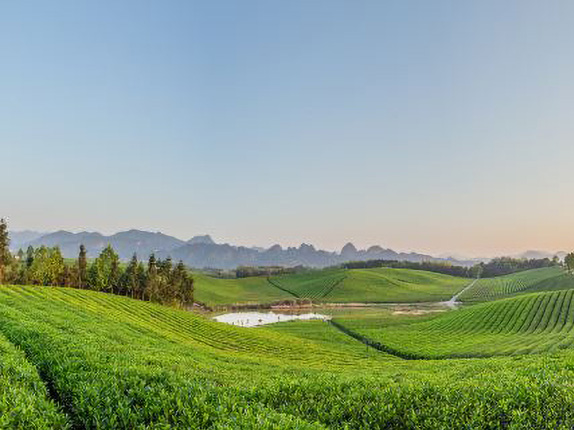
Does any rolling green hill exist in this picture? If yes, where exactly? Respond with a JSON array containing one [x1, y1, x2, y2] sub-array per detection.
[[323, 267, 469, 302], [193, 273, 293, 305], [335, 289, 574, 359], [0, 286, 574, 427], [459, 267, 574, 302], [197, 267, 472, 306], [268, 269, 347, 300]]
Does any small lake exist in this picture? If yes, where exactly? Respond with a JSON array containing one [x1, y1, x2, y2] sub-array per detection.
[[214, 311, 331, 327]]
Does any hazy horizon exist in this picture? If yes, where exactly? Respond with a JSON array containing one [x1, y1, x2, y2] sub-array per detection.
[[4, 1, 574, 257], [6, 225, 567, 260]]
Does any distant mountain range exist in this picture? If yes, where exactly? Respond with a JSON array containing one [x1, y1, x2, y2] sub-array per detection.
[[9, 229, 483, 269], [9, 229, 564, 270]]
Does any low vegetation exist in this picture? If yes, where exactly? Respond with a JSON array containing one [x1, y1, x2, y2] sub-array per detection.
[[4, 218, 574, 427], [459, 267, 572, 302], [0, 331, 68, 429], [324, 267, 469, 303], [335, 289, 574, 358]]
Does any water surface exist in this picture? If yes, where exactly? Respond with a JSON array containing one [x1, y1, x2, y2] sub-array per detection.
[[214, 311, 330, 327]]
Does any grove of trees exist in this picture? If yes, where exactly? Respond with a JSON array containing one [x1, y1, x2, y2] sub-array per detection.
[[342, 259, 481, 278], [477, 256, 559, 278], [0, 219, 194, 307]]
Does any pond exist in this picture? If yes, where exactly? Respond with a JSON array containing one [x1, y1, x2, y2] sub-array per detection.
[[214, 311, 331, 327]]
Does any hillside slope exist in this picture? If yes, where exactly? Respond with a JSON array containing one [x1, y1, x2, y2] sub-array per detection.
[[0, 287, 573, 427], [199, 267, 471, 305], [193, 273, 294, 305], [324, 268, 469, 303], [336, 289, 574, 358], [459, 267, 574, 302]]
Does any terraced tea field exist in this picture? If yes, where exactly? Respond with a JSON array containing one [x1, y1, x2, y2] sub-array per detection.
[[459, 267, 573, 302], [335, 289, 574, 358], [0, 332, 68, 429], [269, 269, 347, 300], [193, 273, 293, 305], [1, 285, 574, 428], [197, 267, 472, 306], [325, 268, 469, 303]]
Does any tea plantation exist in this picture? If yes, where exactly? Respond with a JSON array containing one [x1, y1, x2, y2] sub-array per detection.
[[1, 274, 574, 428]]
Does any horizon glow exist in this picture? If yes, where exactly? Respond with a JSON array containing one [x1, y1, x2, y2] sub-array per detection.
[[3, 1, 574, 258]]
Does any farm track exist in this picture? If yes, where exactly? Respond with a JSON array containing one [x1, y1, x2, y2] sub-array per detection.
[[444, 278, 478, 307]]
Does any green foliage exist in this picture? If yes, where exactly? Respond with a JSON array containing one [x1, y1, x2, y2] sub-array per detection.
[[459, 267, 571, 302], [325, 268, 469, 302], [195, 267, 471, 306], [477, 256, 557, 278], [269, 270, 347, 300], [78, 244, 87, 288], [194, 273, 293, 305], [342, 259, 476, 278], [27, 246, 66, 286], [0, 330, 69, 428], [336, 289, 574, 358], [1, 286, 574, 428], [88, 245, 120, 292], [0, 219, 11, 284]]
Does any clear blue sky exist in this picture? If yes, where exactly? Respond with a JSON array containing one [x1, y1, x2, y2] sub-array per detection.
[[3, 1, 574, 256]]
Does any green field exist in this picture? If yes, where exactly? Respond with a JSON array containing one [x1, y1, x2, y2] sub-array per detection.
[[269, 269, 347, 300], [324, 267, 469, 302], [193, 273, 293, 305], [334, 289, 574, 359], [0, 283, 574, 427], [198, 267, 472, 306], [459, 267, 574, 302]]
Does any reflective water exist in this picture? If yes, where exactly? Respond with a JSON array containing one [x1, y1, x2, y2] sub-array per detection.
[[214, 311, 330, 327]]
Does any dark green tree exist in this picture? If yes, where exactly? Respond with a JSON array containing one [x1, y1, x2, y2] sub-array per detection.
[[26, 246, 35, 268], [78, 244, 88, 289], [0, 218, 10, 284], [89, 245, 120, 292], [146, 254, 159, 301], [121, 254, 139, 298]]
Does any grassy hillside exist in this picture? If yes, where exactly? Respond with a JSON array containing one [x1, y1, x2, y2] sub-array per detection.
[[197, 267, 471, 306], [193, 273, 293, 305], [335, 289, 574, 359], [269, 269, 347, 300], [323, 268, 469, 302], [0, 286, 574, 427], [0, 331, 68, 428], [459, 267, 573, 302]]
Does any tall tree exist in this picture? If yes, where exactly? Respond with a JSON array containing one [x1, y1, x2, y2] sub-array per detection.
[[146, 254, 159, 301], [174, 261, 194, 307], [89, 245, 120, 292], [0, 218, 10, 284], [136, 262, 147, 300], [121, 254, 139, 297], [78, 244, 88, 289], [565, 253, 574, 274], [25, 246, 35, 268]]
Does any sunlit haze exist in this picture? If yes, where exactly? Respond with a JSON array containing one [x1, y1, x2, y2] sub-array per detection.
[[3, 1, 574, 257]]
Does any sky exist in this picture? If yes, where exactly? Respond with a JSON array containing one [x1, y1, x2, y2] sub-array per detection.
[[2, 0, 574, 257]]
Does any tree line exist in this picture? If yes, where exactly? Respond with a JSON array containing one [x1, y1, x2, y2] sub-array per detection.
[[0, 219, 194, 307], [342, 256, 563, 278], [342, 259, 480, 278], [477, 256, 559, 278]]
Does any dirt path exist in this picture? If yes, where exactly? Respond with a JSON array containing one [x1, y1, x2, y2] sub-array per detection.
[[443, 278, 478, 308]]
